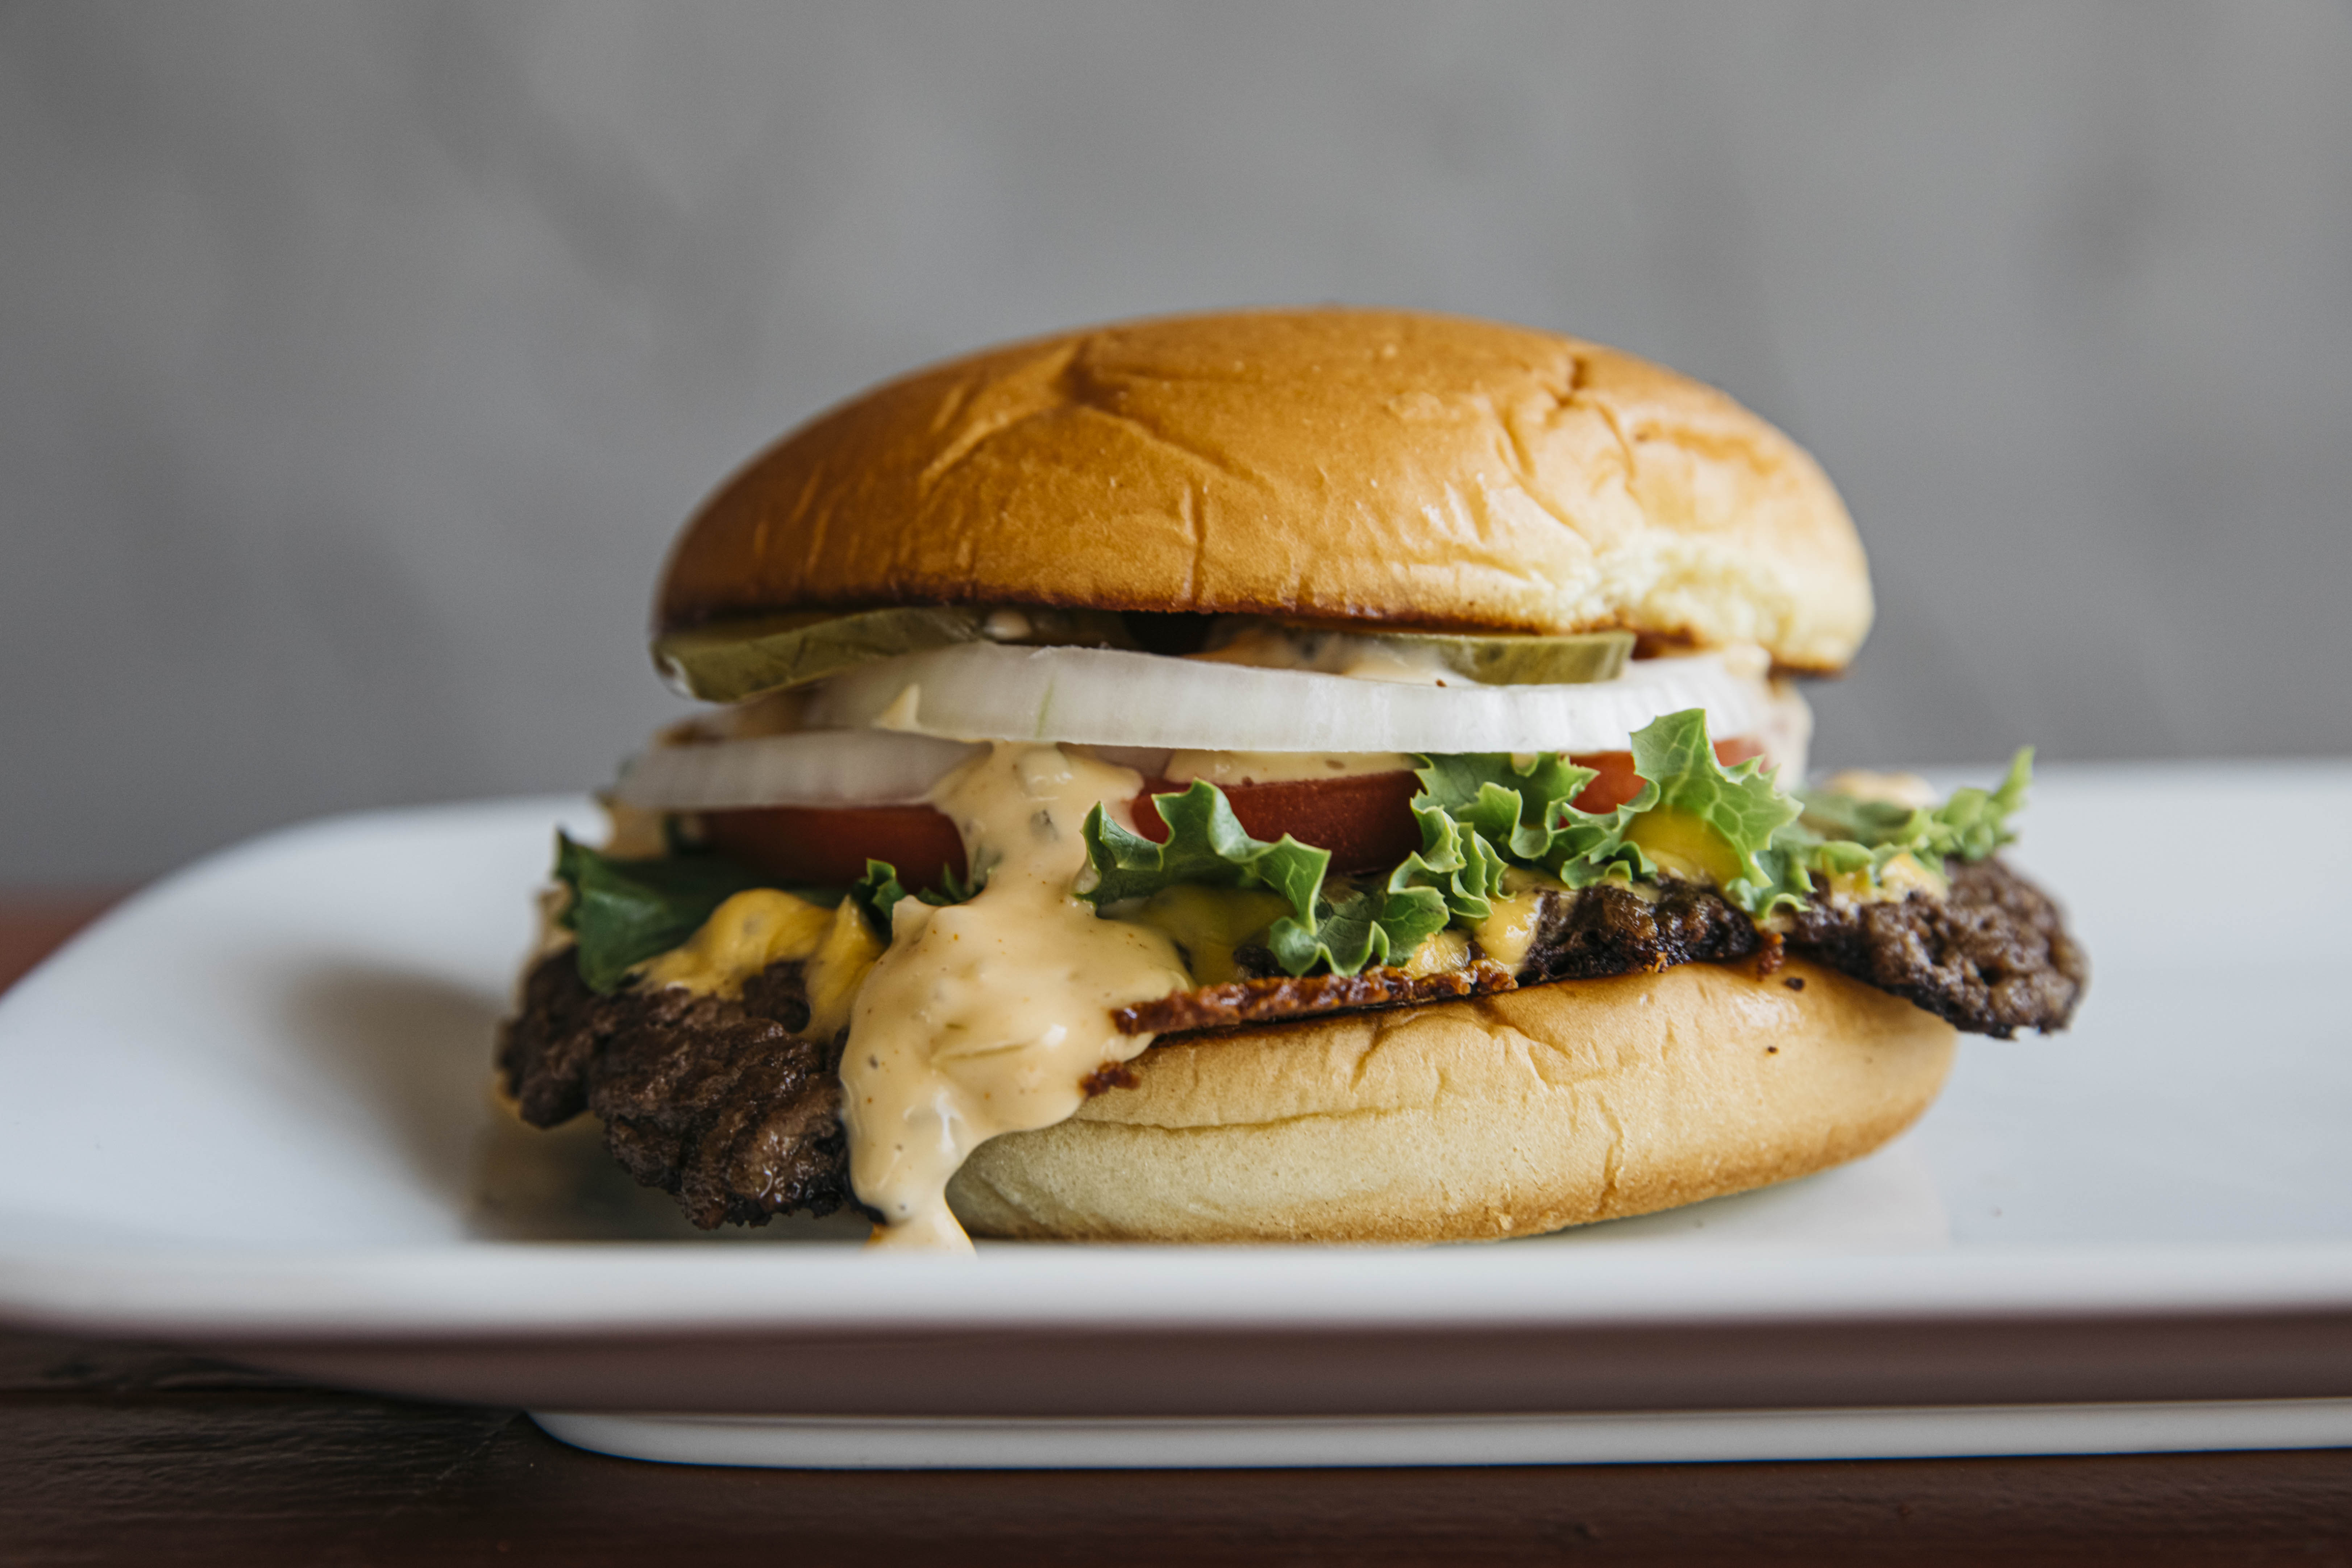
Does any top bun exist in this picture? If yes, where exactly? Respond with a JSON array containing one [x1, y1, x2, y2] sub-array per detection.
[[658, 309, 1873, 672]]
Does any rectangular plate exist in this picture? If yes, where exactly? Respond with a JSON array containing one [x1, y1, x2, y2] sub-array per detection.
[[2, 763, 2348, 1465]]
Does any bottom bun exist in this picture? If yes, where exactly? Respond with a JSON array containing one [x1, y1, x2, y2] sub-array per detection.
[[947, 958, 1957, 1244]]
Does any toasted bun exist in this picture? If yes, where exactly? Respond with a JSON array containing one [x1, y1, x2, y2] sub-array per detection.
[[946, 960, 1954, 1243], [658, 309, 1873, 672]]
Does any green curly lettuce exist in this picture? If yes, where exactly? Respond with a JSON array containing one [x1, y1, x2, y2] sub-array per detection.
[[846, 857, 984, 937], [1266, 881, 1454, 978], [1796, 748, 2033, 869], [1615, 710, 1809, 914], [1077, 715, 2037, 978], [552, 834, 803, 993], [1081, 779, 1456, 978], [550, 832, 980, 992], [1080, 779, 1329, 923], [1406, 750, 1653, 890]]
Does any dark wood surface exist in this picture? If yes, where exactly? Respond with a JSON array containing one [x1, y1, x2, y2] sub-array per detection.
[[4, 896, 2350, 1565]]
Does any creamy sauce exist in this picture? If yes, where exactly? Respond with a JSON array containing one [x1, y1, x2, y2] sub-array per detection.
[[1188, 625, 1454, 685], [842, 744, 1193, 1252], [597, 797, 671, 858], [1161, 749, 1416, 786], [1822, 769, 1940, 810]]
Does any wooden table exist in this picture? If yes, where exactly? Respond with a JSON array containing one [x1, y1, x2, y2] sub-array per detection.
[[4, 897, 2349, 1565]]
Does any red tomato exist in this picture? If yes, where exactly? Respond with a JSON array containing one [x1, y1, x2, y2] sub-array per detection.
[[1569, 737, 1764, 814], [1126, 770, 1426, 874], [700, 804, 968, 891], [698, 735, 1765, 890]]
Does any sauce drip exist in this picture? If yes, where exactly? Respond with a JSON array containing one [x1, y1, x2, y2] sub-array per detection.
[[842, 744, 1192, 1252]]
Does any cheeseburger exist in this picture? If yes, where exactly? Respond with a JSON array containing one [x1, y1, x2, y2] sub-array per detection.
[[498, 309, 2085, 1252]]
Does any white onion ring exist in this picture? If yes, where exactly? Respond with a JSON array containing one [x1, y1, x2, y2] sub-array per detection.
[[613, 730, 982, 810], [802, 644, 1769, 755]]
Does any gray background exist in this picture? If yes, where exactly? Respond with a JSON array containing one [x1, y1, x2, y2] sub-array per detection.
[[4, 3, 2348, 885]]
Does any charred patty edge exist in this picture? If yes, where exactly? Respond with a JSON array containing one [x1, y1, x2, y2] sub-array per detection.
[[496, 854, 2082, 1228]]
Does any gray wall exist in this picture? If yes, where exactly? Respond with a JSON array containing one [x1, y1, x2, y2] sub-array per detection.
[[4, 3, 2348, 885]]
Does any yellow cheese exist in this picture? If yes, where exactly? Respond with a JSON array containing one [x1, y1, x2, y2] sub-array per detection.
[[1472, 891, 1545, 970], [1467, 866, 1570, 970], [1623, 806, 1744, 888], [1827, 850, 1949, 903], [1118, 884, 1292, 984], [802, 899, 886, 1037], [1402, 928, 1473, 977], [635, 888, 836, 997]]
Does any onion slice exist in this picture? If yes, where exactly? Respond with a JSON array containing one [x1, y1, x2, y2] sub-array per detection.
[[802, 643, 1769, 754], [613, 730, 982, 811]]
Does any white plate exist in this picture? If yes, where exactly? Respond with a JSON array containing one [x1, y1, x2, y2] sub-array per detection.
[[2, 764, 2349, 1468]]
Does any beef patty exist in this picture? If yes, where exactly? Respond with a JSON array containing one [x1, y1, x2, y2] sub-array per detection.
[[498, 855, 2083, 1227], [499, 953, 867, 1228]]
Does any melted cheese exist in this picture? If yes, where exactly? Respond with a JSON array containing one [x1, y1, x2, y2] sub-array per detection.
[[842, 744, 1192, 1252], [1622, 806, 1744, 888], [636, 890, 883, 1035], [638, 890, 833, 995], [1826, 849, 1949, 904], [1473, 891, 1546, 970], [1120, 884, 1291, 985], [1471, 866, 1566, 970], [801, 902, 887, 1037], [1401, 928, 1473, 977]]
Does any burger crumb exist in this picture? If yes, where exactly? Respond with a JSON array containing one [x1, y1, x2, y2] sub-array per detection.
[[1080, 1061, 1141, 1097]]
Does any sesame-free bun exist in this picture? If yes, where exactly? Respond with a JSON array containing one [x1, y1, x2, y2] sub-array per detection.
[[945, 960, 1954, 1244], [658, 310, 1874, 672]]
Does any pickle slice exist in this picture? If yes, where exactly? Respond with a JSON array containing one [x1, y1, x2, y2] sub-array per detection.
[[1203, 619, 1636, 686], [654, 605, 1134, 703], [1377, 629, 1634, 686]]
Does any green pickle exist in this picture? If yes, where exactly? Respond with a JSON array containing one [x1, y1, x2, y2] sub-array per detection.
[[653, 604, 1133, 702], [1365, 628, 1633, 686], [656, 606, 1635, 703]]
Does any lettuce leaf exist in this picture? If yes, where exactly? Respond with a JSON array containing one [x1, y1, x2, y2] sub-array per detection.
[[1266, 881, 1453, 977], [1798, 748, 2033, 866], [1621, 710, 1808, 913], [553, 834, 781, 993], [1081, 780, 1328, 927], [1084, 780, 1457, 978], [1406, 752, 1646, 890], [1078, 717, 2038, 977], [1390, 794, 1509, 921], [848, 857, 983, 937], [1927, 748, 2033, 861], [1412, 752, 1597, 864]]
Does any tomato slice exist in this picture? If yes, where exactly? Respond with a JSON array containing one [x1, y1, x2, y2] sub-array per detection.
[[699, 804, 967, 891], [1125, 770, 1426, 874], [697, 737, 1767, 891], [1568, 737, 1764, 814]]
